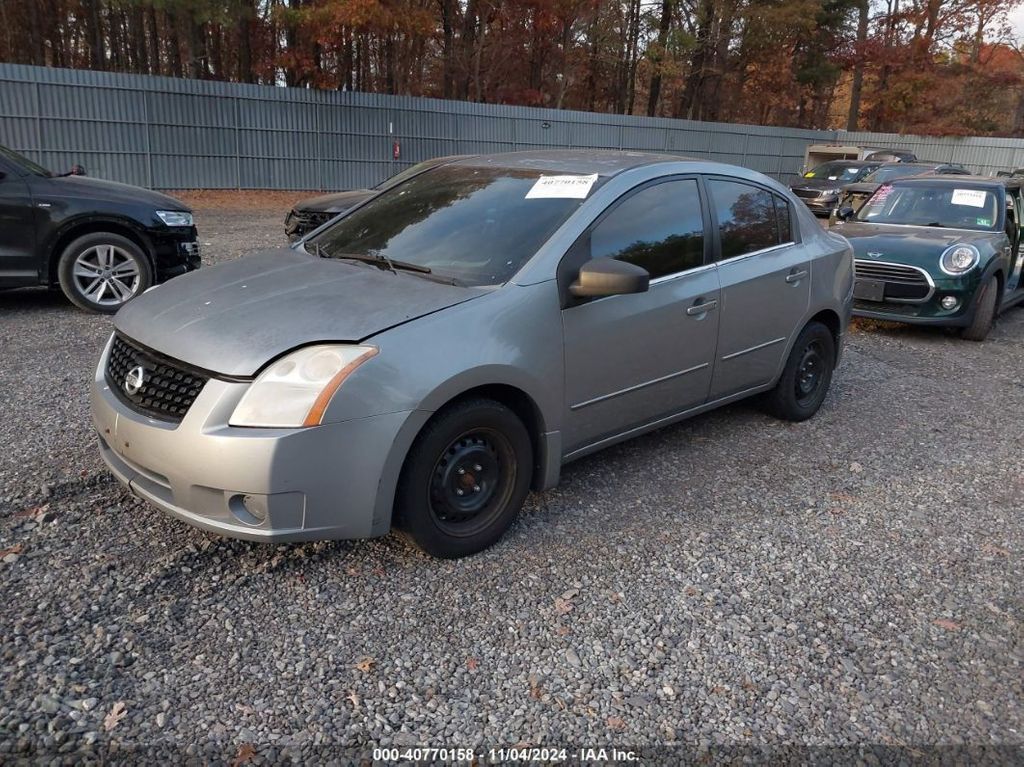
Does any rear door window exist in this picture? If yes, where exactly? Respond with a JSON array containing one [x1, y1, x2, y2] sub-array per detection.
[[707, 179, 780, 260]]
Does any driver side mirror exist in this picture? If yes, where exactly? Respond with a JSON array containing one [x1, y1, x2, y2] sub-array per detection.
[[836, 205, 855, 222], [570, 257, 650, 298], [69, 164, 86, 176]]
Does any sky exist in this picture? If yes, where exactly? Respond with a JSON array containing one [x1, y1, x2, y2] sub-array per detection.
[[1010, 5, 1024, 41]]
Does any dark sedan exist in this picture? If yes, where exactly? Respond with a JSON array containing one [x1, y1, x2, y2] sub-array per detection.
[[790, 161, 881, 217], [284, 155, 472, 240], [0, 145, 199, 313], [835, 176, 1024, 341]]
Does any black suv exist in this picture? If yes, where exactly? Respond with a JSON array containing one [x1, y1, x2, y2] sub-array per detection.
[[0, 145, 200, 313]]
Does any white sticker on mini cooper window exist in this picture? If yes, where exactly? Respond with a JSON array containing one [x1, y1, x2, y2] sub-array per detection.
[[525, 174, 599, 199], [951, 189, 987, 208]]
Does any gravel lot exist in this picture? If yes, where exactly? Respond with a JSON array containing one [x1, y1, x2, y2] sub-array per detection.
[[1, 196, 1022, 760]]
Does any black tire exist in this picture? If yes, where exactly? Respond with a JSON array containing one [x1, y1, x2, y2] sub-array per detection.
[[394, 398, 532, 559], [762, 321, 836, 422], [57, 232, 153, 314], [961, 276, 999, 342]]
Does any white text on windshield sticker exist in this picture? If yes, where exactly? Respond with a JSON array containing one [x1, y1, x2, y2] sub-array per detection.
[[526, 174, 598, 199], [951, 189, 986, 208]]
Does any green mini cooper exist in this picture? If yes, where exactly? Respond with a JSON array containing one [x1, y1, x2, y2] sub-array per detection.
[[835, 175, 1024, 340]]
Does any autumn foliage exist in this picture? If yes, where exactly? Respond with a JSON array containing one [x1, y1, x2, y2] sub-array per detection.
[[1, 0, 1023, 136]]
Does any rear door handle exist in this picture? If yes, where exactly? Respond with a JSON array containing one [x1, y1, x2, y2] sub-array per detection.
[[686, 299, 718, 316], [786, 270, 808, 284]]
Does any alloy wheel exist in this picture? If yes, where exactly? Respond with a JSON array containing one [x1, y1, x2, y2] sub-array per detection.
[[72, 245, 142, 306]]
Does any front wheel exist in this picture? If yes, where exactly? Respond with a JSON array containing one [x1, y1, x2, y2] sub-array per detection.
[[57, 232, 152, 313], [762, 321, 836, 422], [394, 398, 532, 559], [961, 276, 999, 342]]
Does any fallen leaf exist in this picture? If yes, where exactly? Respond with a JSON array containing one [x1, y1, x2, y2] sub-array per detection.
[[103, 701, 127, 731], [346, 691, 360, 710], [606, 716, 625, 731], [553, 597, 574, 615], [981, 543, 1009, 557], [554, 626, 570, 637], [345, 566, 360, 576], [354, 657, 375, 673], [0, 544, 24, 558], [231, 743, 256, 767], [466, 657, 479, 671], [933, 618, 961, 631]]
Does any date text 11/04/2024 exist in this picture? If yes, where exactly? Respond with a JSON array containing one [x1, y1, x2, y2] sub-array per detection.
[[371, 747, 639, 762]]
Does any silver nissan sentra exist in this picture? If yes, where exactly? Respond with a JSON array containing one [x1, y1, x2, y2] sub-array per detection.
[[91, 151, 853, 558]]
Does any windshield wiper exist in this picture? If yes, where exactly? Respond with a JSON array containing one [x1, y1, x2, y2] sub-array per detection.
[[305, 244, 462, 284], [328, 251, 432, 275]]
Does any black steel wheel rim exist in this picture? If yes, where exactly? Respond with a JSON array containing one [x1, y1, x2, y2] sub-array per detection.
[[428, 428, 516, 536], [795, 340, 825, 405]]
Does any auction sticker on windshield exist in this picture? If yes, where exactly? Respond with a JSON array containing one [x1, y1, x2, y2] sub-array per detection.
[[951, 189, 987, 208], [526, 174, 598, 199]]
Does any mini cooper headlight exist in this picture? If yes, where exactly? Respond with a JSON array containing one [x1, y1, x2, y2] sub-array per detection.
[[229, 345, 377, 428], [155, 210, 194, 227], [940, 244, 980, 275]]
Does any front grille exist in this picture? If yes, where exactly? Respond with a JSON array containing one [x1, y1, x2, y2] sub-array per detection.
[[286, 209, 333, 237], [855, 260, 933, 302], [105, 334, 209, 422], [792, 188, 823, 200]]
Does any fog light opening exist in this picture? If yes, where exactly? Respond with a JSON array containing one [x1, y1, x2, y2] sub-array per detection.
[[228, 493, 268, 526], [940, 295, 959, 311]]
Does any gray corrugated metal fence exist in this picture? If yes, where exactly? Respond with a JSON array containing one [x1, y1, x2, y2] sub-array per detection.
[[4, 63, 1024, 191]]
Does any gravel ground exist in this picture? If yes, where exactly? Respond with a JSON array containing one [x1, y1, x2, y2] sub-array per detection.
[[1, 199, 1022, 761]]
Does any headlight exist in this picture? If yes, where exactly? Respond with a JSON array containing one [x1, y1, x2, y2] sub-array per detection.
[[939, 244, 980, 275], [229, 345, 378, 428], [156, 210, 194, 227]]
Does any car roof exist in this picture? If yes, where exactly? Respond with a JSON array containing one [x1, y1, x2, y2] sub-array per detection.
[[450, 150, 704, 177], [875, 161, 957, 169], [893, 174, 1007, 187]]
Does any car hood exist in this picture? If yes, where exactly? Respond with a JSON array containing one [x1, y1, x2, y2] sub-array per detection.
[[842, 182, 880, 194], [835, 221, 999, 265], [791, 178, 848, 192], [294, 189, 374, 214], [42, 175, 189, 210], [114, 248, 486, 377]]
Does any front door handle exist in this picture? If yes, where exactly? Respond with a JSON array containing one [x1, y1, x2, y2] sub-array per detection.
[[686, 299, 718, 316], [785, 270, 808, 284]]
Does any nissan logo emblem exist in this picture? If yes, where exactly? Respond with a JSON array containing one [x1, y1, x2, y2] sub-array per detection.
[[124, 365, 145, 396]]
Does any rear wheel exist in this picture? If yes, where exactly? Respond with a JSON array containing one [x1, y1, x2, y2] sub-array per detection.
[[762, 321, 836, 422], [57, 232, 152, 313], [961, 276, 999, 342], [394, 398, 532, 559]]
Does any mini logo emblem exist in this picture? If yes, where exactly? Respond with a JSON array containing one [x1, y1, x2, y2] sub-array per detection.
[[867, 252, 883, 259], [124, 366, 145, 395]]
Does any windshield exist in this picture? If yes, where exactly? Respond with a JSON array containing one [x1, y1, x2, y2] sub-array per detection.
[[864, 165, 930, 183], [856, 182, 1001, 230], [0, 145, 50, 177], [372, 159, 447, 191], [311, 164, 595, 286], [803, 162, 871, 183]]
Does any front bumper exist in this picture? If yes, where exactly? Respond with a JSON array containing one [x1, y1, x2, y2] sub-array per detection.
[[148, 225, 201, 281], [90, 336, 412, 542], [853, 275, 980, 328]]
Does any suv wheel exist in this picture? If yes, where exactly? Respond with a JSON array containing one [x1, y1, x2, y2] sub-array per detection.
[[762, 321, 836, 422], [395, 398, 532, 558], [960, 276, 999, 342], [57, 233, 153, 313]]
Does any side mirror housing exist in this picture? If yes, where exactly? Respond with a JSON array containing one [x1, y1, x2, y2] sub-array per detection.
[[836, 205, 855, 222], [570, 256, 650, 298], [70, 164, 86, 176]]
